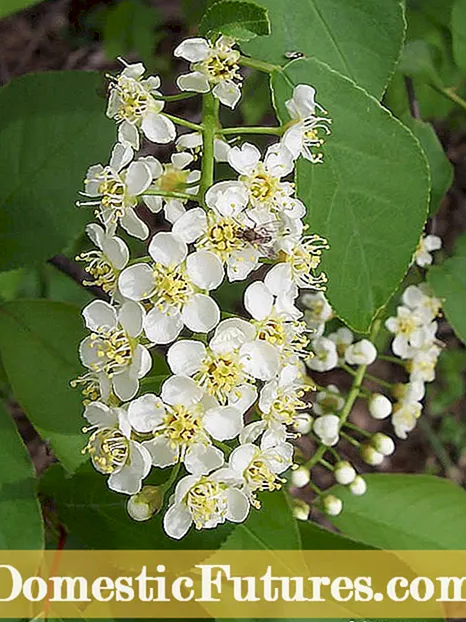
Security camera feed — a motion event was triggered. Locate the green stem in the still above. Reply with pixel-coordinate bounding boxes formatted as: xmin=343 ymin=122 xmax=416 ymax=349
xmin=214 ymin=440 xmax=232 ymax=456
xmin=379 ymin=354 xmax=405 ymax=366
xmin=199 ymin=92 xmax=219 ymax=207
xmin=143 ymin=188 xmax=196 ymax=202
xmin=162 ymin=113 xmax=203 ymax=132
xmin=161 ymin=462 xmax=181 ymax=492
xmin=344 ymin=421 xmax=372 ymax=438
xmin=340 ymin=430 xmax=361 ymax=447
xmin=432 ymin=85 xmax=466 ymax=113
xmin=154 ymin=92 xmax=198 ymax=102
xmin=219 ymin=126 xmax=284 ymax=136
xmin=239 ymin=55 xmax=280 ymax=74
xmin=365 ymin=373 xmax=394 ymax=390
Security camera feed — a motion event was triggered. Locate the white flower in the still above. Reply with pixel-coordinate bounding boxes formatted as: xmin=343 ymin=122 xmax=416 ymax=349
xmin=385 ymin=306 xmax=425 ymax=359
xmin=79 ymin=300 xmax=151 ymax=401
xmin=265 ymin=234 xmax=328 ymax=291
xmin=408 ymin=344 xmax=441 ymax=383
xmin=345 ymin=339 xmax=377 ymax=366
xmin=313 ymin=414 xmax=340 ymax=446
xmin=334 ymin=461 xmax=356 ymax=485
xmin=118 ymin=232 xmax=222 ymax=344
xmin=391 ymin=401 xmax=422 ymax=439
xmin=128 ymin=376 xmax=254 ymax=474
xmin=163 ymin=468 xmax=249 ymax=539
xmin=328 ymin=327 xmax=354 ymax=362
xmin=306 ymin=337 xmax=338 ymax=372
xmin=229 ymin=439 xmax=294 ymax=507
xmin=283 ymin=84 xmax=332 ymax=163
xmin=371 ymin=433 xmax=395 ymax=456
xmin=313 ymin=384 xmax=344 ymax=416
xmin=414 ymin=234 xmax=442 ymax=267
xmin=392 ymin=380 xmax=425 ymax=404
xmin=402 ymin=284 xmax=442 ymax=323
xmin=322 ymin=495 xmax=342 ymax=516
xmin=176 ymin=131 xmax=231 ymax=162
xmin=349 ymin=476 xmax=367 ymax=496
xmin=291 ymin=466 xmax=310 ymax=488
xmin=301 ymin=292 xmax=333 ymax=336
xmin=107 ymin=60 xmax=176 ymax=149
xmin=82 ymin=143 xmax=154 ymax=239
xmin=142 ymin=152 xmax=200 ymax=216
xmin=82 ymin=401 xmax=151 ymax=494
xmin=368 ymin=394 xmax=392 ymax=420
xmin=174 ymin=36 xmax=243 ymax=108
xmin=77 ymin=223 xmax=129 ymax=296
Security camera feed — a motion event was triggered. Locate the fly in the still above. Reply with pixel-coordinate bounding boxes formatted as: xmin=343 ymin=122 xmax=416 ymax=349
xmin=236 ymin=220 xmax=284 ymax=257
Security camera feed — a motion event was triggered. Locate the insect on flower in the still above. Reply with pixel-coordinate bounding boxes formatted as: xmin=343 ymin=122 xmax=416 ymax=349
xmin=236 ymin=220 xmax=285 ymax=258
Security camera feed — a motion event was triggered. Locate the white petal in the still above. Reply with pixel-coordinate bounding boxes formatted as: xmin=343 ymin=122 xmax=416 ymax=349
xmin=172 ymin=208 xmax=207 ymax=243
xmin=112 ymin=370 xmax=139 ymax=401
xmin=121 ymin=62 xmax=146 ymax=79
xmin=186 ymin=251 xmax=224 ymax=290
xmin=177 ymin=72 xmax=210 ymax=93
xmin=144 ymin=308 xmax=183 ymax=344
xmin=210 ymin=318 xmax=256 ymax=353
xmin=118 ymin=122 xmax=140 ymax=150
xmin=83 ymin=300 xmax=117 ymax=331
xmin=118 ymin=301 xmax=144 ymax=337
xmin=161 ymin=375 xmax=203 ymax=406
xmin=264 ymin=263 xmax=293 ymax=295
xmin=226 ymin=488 xmax=250 ymax=523
xmin=120 ymin=209 xmax=149 ymax=240
xmin=79 ymin=336 xmax=100 ymax=369
xmin=244 ymin=281 xmax=273 ymax=321
xmin=149 ymin=232 xmax=187 ymax=267
xmin=212 ymin=80 xmax=241 ymax=109
xmin=139 ymin=155 xmax=164 ymax=178
xmin=164 ymin=200 xmax=186 ymax=224
xmin=128 ymin=394 xmax=166 ymax=433
xmin=172 ymin=152 xmax=193 ymax=170
xmin=83 ymin=402 xmax=117 ymax=428
xmin=143 ymin=436 xmax=178 ymax=468
xmin=167 ymin=340 xmax=206 ymax=375
xmin=181 ymin=294 xmax=220 ymax=334
xmin=174 ymin=38 xmax=211 ymax=62
xmin=118 ymin=264 xmax=155 ymax=301
xmin=108 ymin=442 xmax=151 ymax=495
xmin=239 ymin=421 xmax=266 ymax=445
xmin=109 ymin=142 xmax=133 ymax=171
xmin=229 ymin=384 xmax=257 ymax=415
xmin=204 ymin=406 xmax=243 ymax=440
xmin=229 ymin=443 xmax=257 ymax=473
xmin=287 ymin=84 xmax=317 ymax=119
xmin=184 ymin=444 xmax=224 ymax=475
xmin=227 ymin=249 xmax=260 ymax=282
xmin=282 ymin=124 xmax=304 ymax=159
xmin=141 ymin=112 xmax=176 ymax=143
xmin=133 ymin=344 xmax=152 ymax=378
xmin=125 ymin=162 xmax=152 ymax=196
xmin=143 ymin=195 xmax=163 ymax=213
xmin=239 ymin=341 xmax=280 ymax=381
xmin=102 ymin=236 xmax=129 ymax=270
xmin=205 ymin=180 xmax=247 ymax=210
xmin=163 ymin=503 xmax=193 ymax=539
xmin=228 ymin=143 xmax=261 ymax=175
xmin=85 ymin=223 xmax=105 ymax=250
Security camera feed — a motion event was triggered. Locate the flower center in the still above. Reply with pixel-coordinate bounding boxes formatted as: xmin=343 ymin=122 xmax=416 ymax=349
xmin=152 ymin=263 xmax=194 ymax=310
xmin=246 ymin=166 xmax=279 ymax=205
xmin=397 ymin=316 xmax=417 ymax=336
xmin=199 ymin=216 xmax=243 ymax=261
xmin=113 ymin=78 xmax=150 ymax=123
xmin=203 ymin=50 xmax=240 ymax=83
xmin=89 ymin=327 xmax=133 ymax=376
xmin=285 ymin=235 xmax=328 ymax=289
xmin=245 ymin=458 xmax=282 ymax=508
xmin=163 ymin=404 xmax=203 ymax=446
xmin=78 ymin=251 xmax=117 ymax=294
xmin=268 ymin=388 xmax=308 ymax=426
xmin=196 ymin=352 xmax=245 ymax=403
xmin=256 ymin=318 xmax=287 ymax=346
xmin=158 ymin=167 xmax=190 ymax=193
xmin=186 ymin=479 xmax=226 ymax=529
xmin=71 ymin=372 xmax=103 ymax=404
xmin=96 ymin=170 xmax=127 ymax=222
xmin=85 ymin=427 xmax=129 ymax=474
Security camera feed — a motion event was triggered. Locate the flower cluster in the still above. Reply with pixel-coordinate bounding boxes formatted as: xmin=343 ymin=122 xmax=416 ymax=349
xmin=74 ymin=39 xmax=332 ymax=539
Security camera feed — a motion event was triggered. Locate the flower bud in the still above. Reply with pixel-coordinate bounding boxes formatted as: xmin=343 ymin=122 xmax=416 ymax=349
xmin=293 ymin=413 xmax=313 ymax=435
xmin=334 ymin=461 xmax=356 ymax=485
xmin=322 ymin=494 xmax=343 ymax=516
xmin=349 ymin=475 xmax=367 ymax=496
xmin=371 ymin=433 xmax=395 ymax=456
xmin=127 ymin=486 xmax=164 ymax=522
xmin=345 ymin=339 xmax=377 ymax=366
xmin=292 ymin=499 xmax=310 ymax=521
xmin=369 ymin=393 xmax=392 ymax=419
xmin=291 ymin=466 xmax=310 ymax=488
xmin=360 ymin=445 xmax=384 ymax=466
xmin=313 ymin=414 xmax=340 ymax=446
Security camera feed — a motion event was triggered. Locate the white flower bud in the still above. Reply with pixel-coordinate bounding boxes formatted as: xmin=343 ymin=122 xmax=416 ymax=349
xmin=334 ymin=461 xmax=356 ymax=485
xmin=361 ymin=445 xmax=384 ymax=466
xmin=127 ymin=486 xmax=164 ymax=522
xmin=291 ymin=466 xmax=310 ymax=488
xmin=293 ymin=413 xmax=313 ymax=434
xmin=313 ymin=414 xmax=340 ymax=446
xmin=292 ymin=499 xmax=310 ymax=521
xmin=369 ymin=393 xmax=392 ymax=419
xmin=322 ymin=494 xmax=343 ymax=516
xmin=371 ymin=432 xmax=395 ymax=456
xmin=345 ymin=339 xmax=377 ymax=366
xmin=349 ymin=475 xmax=367 ymax=496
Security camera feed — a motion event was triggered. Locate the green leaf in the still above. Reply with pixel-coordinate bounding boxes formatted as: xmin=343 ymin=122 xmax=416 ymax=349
xmin=329 ymin=473 xmax=466 ymax=549
xmin=0 ymin=300 xmax=87 ymax=472
xmin=403 ymin=116 xmax=452 ymax=216
xmin=272 ymin=58 xmax=429 ymax=332
xmin=0 ymin=71 xmax=114 ymax=270
xmin=243 ymin=0 xmax=405 ymax=99
xmin=40 ymin=462 xmax=234 ymax=550
xmin=452 ymin=0 xmax=466 ymax=72
xmin=0 ymin=0 xmax=39 ymax=18
xmin=199 ymin=0 xmax=270 ymax=42
xmin=0 ymin=400 xmax=44 ymax=549
xmin=299 ymin=519 xmax=371 ymax=550
xmin=428 ymin=254 xmax=466 ymax=345
xmin=222 ymin=491 xmax=301 ymax=550
xmin=398 ymin=40 xmax=443 ymax=86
